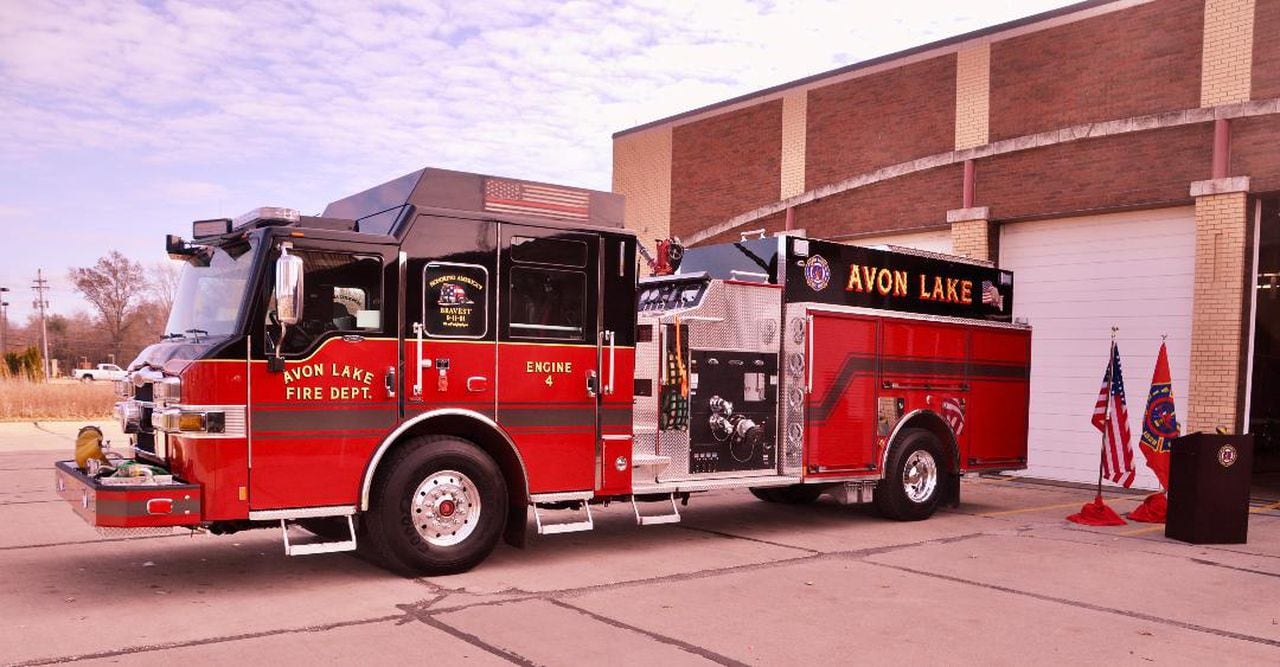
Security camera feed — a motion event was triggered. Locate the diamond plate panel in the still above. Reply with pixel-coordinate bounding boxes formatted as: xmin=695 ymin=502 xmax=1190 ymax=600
xmin=780 ymin=303 xmax=809 ymax=473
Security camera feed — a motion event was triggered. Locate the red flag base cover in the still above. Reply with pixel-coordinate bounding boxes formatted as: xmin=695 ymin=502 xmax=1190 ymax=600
xmin=1067 ymin=495 xmax=1127 ymax=526
xmin=1127 ymin=492 xmax=1167 ymax=523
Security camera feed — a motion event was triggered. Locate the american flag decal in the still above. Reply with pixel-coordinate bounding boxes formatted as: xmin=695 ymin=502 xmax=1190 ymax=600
xmin=981 ymin=280 xmax=1004 ymax=311
xmin=483 ymin=178 xmax=590 ymax=220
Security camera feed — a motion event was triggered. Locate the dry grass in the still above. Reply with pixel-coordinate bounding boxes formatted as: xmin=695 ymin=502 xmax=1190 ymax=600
xmin=0 ymin=379 xmax=116 ymax=421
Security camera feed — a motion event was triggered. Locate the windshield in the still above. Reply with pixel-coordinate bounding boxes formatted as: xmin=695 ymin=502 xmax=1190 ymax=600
xmin=164 ymin=237 xmax=259 ymax=339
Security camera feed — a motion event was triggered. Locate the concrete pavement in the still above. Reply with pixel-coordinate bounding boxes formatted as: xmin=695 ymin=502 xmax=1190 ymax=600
xmin=1 ymin=422 xmax=1278 ymax=665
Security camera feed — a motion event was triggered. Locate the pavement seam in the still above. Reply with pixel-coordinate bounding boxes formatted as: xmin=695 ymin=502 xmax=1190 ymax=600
xmin=1185 ymin=557 xmax=1280 ymax=579
xmin=862 ymin=560 xmax=1280 ymax=649
xmin=546 ymin=598 xmax=749 ymax=666
xmin=674 ymin=524 xmax=822 ymax=553
xmin=5 ymin=614 xmax=404 ymax=666
xmin=411 ymin=614 xmax=541 ymax=666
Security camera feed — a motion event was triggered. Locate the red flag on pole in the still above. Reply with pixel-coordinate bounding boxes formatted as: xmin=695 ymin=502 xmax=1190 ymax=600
xmin=1129 ymin=341 xmax=1178 ymax=523
xmin=1139 ymin=342 xmax=1177 ymax=487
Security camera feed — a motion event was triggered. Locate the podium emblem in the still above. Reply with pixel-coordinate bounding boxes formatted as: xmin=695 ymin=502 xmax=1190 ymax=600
xmin=1217 ymin=444 xmax=1238 ymax=468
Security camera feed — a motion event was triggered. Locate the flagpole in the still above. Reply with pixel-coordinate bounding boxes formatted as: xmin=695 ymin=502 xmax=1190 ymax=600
xmin=1096 ymin=327 xmax=1118 ymax=499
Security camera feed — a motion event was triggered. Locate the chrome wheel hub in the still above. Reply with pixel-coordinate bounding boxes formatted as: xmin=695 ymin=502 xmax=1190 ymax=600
xmin=902 ymin=450 xmax=938 ymax=503
xmin=412 ymin=470 xmax=480 ymax=547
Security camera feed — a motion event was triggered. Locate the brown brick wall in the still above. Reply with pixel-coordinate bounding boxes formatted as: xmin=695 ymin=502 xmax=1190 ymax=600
xmin=792 ymin=166 xmax=962 ymax=239
xmin=1232 ymin=115 xmax=1280 ymax=193
xmin=977 ymin=125 xmax=1213 ymax=220
xmin=989 ymin=0 xmax=1204 ymax=141
xmin=805 ymin=55 xmax=957 ymax=188
xmin=670 ymin=101 xmax=783 ymax=240
xmin=1253 ymin=0 xmax=1280 ymax=99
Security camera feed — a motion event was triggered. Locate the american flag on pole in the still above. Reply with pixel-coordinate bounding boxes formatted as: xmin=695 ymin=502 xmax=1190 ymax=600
xmin=1092 ymin=341 xmax=1136 ymax=487
xmin=483 ymin=178 xmax=590 ymax=221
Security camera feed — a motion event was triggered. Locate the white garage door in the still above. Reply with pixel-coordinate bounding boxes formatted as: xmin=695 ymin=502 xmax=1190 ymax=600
xmin=850 ymin=228 xmax=954 ymax=255
xmin=999 ymin=208 xmax=1195 ymax=491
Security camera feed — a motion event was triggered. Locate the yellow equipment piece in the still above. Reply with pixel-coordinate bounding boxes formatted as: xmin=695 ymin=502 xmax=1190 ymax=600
xmin=74 ymin=425 xmax=109 ymax=471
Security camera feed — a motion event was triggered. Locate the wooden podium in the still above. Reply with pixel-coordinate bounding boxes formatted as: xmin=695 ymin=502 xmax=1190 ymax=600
xmin=1165 ymin=433 xmax=1252 ymax=544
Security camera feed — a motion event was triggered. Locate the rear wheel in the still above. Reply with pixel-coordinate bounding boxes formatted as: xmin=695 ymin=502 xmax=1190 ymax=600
xmin=364 ymin=436 xmax=507 ymax=576
xmin=875 ymin=428 xmax=947 ymax=521
xmin=749 ymin=484 xmax=824 ymax=504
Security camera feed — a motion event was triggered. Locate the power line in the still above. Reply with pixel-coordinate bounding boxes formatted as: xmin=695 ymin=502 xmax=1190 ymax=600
xmin=32 ymin=270 xmax=51 ymax=380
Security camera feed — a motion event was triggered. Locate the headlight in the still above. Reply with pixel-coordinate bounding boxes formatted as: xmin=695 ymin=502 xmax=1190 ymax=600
xmin=115 ymin=401 xmax=142 ymax=434
xmin=153 ymin=378 xmax=182 ymax=404
xmin=153 ymin=408 xmax=224 ymax=433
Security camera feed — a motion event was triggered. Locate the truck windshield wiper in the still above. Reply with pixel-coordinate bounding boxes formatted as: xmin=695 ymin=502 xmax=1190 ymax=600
xmin=162 ymin=332 xmax=184 ymax=340
xmin=184 ymin=328 xmax=209 ymax=342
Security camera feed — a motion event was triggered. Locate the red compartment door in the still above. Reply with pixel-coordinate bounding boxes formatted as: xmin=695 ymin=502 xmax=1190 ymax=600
xmin=805 ymin=312 xmax=879 ymax=474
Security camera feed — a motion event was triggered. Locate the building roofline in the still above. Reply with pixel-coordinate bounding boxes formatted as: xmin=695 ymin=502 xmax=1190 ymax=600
xmin=612 ymin=0 xmax=1122 ymax=139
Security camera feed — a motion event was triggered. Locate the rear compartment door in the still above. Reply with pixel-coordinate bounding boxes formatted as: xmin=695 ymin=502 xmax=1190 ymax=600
xmin=965 ymin=327 xmax=1032 ymax=469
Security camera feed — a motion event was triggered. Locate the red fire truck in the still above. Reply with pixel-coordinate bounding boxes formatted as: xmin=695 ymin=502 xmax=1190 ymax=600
xmin=54 ymin=167 xmax=1031 ymax=575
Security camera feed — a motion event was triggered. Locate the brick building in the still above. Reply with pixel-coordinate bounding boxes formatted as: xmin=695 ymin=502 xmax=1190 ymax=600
xmin=612 ymin=0 xmax=1280 ymax=492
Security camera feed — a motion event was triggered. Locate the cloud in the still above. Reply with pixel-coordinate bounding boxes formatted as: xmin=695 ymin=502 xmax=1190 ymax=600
xmin=0 ymin=0 xmax=1076 ymax=321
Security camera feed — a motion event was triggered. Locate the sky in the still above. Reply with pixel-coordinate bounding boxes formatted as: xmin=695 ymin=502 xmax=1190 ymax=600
xmin=0 ymin=0 xmax=1079 ymax=325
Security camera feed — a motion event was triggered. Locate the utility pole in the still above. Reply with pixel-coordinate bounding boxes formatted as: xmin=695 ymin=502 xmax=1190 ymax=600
xmin=0 ymin=286 xmax=9 ymax=357
xmin=32 ymin=271 xmax=51 ymax=381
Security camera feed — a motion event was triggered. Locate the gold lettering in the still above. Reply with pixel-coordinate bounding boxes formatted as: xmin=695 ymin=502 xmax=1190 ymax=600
xmin=930 ymin=276 xmax=945 ymax=301
xmin=946 ymin=278 xmax=959 ymax=303
xmin=960 ymin=280 xmax=972 ymax=304
xmin=918 ymin=274 xmax=929 ymax=300
xmin=876 ymin=268 xmax=893 ymax=296
xmin=846 ymin=264 xmax=864 ymax=292
xmin=893 ymin=270 xmax=908 ymax=297
xmin=861 ymin=266 xmax=877 ymax=293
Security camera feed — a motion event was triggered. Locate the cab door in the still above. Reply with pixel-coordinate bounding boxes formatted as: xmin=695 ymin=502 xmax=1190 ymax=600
xmin=248 ymin=241 xmax=400 ymax=510
xmin=497 ymin=224 xmax=601 ymax=494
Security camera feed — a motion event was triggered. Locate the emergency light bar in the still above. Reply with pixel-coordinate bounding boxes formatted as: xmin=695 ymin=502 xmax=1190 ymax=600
xmin=233 ymin=206 xmax=300 ymax=229
xmin=192 ymin=218 xmax=232 ymax=239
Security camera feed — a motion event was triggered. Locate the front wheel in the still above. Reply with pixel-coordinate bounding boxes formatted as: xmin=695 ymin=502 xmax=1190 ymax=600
xmin=875 ymin=428 xmax=948 ymax=521
xmin=365 ymin=436 xmax=507 ymax=576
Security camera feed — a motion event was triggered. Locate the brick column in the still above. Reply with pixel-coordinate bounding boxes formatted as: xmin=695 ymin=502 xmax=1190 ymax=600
xmin=612 ymin=127 xmax=673 ymax=255
xmin=1187 ymin=176 xmax=1251 ymax=433
xmin=947 ymin=207 xmax=992 ymax=262
xmin=1199 ymin=0 xmax=1255 ymax=107
xmin=780 ymin=90 xmax=807 ymax=200
xmin=954 ymin=43 xmax=990 ymax=150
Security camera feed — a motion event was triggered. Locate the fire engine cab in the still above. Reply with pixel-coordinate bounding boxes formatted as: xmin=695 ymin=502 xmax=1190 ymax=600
xmin=54 ymin=167 xmax=1031 ymax=575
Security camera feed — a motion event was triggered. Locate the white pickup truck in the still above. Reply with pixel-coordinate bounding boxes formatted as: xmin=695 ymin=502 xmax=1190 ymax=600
xmin=72 ymin=363 xmax=127 ymax=382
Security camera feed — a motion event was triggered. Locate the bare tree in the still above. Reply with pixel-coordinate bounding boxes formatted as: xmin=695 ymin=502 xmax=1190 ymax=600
xmin=69 ymin=251 xmax=147 ymax=361
xmin=150 ymin=259 xmax=183 ymax=316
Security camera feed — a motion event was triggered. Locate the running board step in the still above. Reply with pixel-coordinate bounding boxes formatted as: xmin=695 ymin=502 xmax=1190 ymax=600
xmin=632 ymin=494 xmax=681 ymax=525
xmin=532 ymin=501 xmax=594 ymax=535
xmin=280 ymin=516 xmax=357 ymax=556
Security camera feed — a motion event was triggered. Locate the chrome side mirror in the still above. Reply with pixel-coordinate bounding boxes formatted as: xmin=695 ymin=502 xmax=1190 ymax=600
xmin=275 ymin=245 xmax=304 ymax=325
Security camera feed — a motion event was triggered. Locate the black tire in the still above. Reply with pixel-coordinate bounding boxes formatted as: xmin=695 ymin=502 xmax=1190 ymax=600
xmin=749 ymin=484 xmax=824 ymax=504
xmin=364 ymin=436 xmax=507 ymax=576
xmin=80 ymin=375 xmax=94 ymax=383
xmin=875 ymin=428 xmax=948 ymax=521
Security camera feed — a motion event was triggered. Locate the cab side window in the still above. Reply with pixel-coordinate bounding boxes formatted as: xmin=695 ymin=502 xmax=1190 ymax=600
xmin=272 ymin=251 xmax=383 ymax=354
xmin=508 ymin=236 xmax=587 ymax=341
